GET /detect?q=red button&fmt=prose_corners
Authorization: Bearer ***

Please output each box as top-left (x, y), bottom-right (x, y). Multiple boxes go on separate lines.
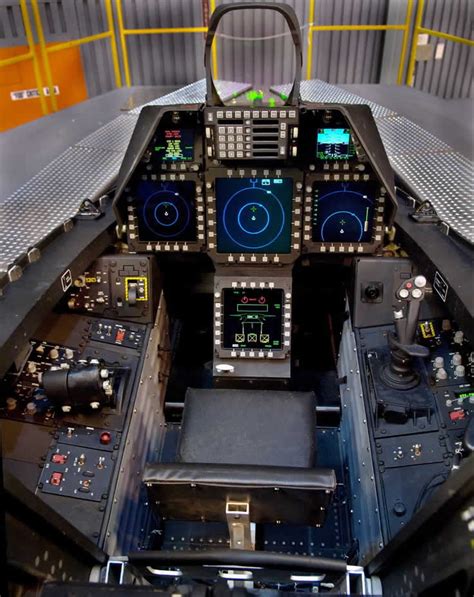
top-left (115, 329), bottom-right (125, 343)
top-left (449, 410), bottom-right (465, 421)
top-left (51, 454), bottom-right (67, 464)
top-left (100, 431), bottom-right (112, 445)
top-left (406, 282), bottom-right (413, 289)
top-left (50, 472), bottom-right (63, 486)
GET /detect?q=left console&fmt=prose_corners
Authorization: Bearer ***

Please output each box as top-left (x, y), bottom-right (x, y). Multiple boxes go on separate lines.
top-left (0, 252), bottom-right (170, 550)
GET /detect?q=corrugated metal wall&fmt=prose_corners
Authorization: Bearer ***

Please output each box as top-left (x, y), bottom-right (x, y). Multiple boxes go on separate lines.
top-left (74, 0), bottom-right (116, 97)
top-left (0, 0), bottom-right (26, 46)
top-left (413, 0), bottom-right (472, 99)
top-left (0, 0), bottom-right (472, 100)
top-left (117, 0), bottom-right (206, 87)
top-left (213, 0), bottom-right (307, 87)
top-left (116, 0), bottom-right (388, 88)
top-left (310, 0), bottom-right (389, 84)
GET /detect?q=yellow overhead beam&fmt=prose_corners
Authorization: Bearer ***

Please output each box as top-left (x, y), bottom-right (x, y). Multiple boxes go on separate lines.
top-left (418, 27), bottom-right (474, 46)
top-left (123, 27), bottom-right (207, 35)
top-left (0, 51), bottom-right (33, 68)
top-left (310, 24), bottom-right (406, 32)
top-left (46, 32), bottom-right (112, 54)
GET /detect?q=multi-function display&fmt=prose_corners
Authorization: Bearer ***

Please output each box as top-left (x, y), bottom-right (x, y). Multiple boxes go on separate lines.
top-left (215, 178), bottom-right (293, 254)
top-left (312, 181), bottom-right (376, 243)
top-left (135, 180), bottom-right (197, 241)
top-left (222, 288), bottom-right (284, 351)
top-left (316, 128), bottom-right (355, 160)
top-left (154, 128), bottom-right (194, 162)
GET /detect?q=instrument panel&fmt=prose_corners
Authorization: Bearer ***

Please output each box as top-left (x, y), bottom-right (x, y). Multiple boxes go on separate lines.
top-left (114, 103), bottom-right (396, 262)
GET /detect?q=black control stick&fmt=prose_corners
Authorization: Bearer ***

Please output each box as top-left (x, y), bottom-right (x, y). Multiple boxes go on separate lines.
top-left (381, 275), bottom-right (431, 390)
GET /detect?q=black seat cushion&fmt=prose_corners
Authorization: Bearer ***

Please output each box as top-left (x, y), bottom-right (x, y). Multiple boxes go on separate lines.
top-left (143, 462), bottom-right (336, 526)
top-left (177, 388), bottom-right (316, 468)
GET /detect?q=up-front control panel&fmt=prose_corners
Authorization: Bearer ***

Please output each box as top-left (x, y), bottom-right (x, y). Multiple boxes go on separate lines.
top-left (204, 107), bottom-right (299, 161)
top-left (113, 104), bottom-right (397, 261)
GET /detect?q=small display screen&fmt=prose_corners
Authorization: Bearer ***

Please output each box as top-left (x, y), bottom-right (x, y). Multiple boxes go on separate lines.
top-left (316, 128), bottom-right (355, 160)
top-left (216, 178), bottom-right (293, 254)
top-left (312, 181), bottom-right (376, 243)
top-left (135, 180), bottom-right (197, 241)
top-left (154, 128), bottom-right (194, 162)
top-left (455, 389), bottom-right (474, 400)
top-left (222, 288), bottom-right (284, 351)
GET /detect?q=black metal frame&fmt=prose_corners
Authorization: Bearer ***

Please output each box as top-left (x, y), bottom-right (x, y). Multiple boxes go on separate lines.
top-left (205, 167), bottom-right (303, 266)
top-left (0, 200), bottom-right (116, 379)
top-left (394, 190), bottom-right (474, 340)
top-left (204, 2), bottom-right (303, 107)
top-left (302, 171), bottom-right (386, 256)
top-left (366, 460), bottom-right (473, 596)
top-left (4, 471), bottom-right (106, 586)
top-left (125, 171), bottom-right (206, 254)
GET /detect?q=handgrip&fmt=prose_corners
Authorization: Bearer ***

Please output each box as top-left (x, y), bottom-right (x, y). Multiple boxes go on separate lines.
top-left (204, 2), bottom-right (302, 106)
top-left (387, 332), bottom-right (429, 358)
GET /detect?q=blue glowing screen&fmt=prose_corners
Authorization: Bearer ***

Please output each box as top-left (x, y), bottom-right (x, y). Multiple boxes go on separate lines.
top-left (316, 128), bottom-right (355, 160)
top-left (135, 180), bottom-right (197, 241)
top-left (312, 181), bottom-right (376, 243)
top-left (216, 178), bottom-right (293, 254)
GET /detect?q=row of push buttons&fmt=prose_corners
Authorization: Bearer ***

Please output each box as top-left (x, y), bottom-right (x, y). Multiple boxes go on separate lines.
top-left (215, 109), bottom-right (297, 120)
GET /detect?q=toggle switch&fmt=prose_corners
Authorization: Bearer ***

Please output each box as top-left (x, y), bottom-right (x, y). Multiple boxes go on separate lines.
top-left (127, 282), bottom-right (137, 305)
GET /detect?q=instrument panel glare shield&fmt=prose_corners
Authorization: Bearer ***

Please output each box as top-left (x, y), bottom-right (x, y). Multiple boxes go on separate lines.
top-left (216, 177), bottom-right (293, 254)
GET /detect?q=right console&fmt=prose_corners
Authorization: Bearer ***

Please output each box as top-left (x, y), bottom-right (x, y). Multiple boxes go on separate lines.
top-left (350, 257), bottom-right (473, 543)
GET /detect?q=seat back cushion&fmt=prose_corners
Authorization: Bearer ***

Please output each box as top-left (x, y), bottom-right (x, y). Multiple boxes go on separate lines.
top-left (177, 388), bottom-right (316, 468)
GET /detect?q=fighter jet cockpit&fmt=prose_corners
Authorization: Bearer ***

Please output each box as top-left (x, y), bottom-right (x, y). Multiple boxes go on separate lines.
top-left (1, 2), bottom-right (472, 596)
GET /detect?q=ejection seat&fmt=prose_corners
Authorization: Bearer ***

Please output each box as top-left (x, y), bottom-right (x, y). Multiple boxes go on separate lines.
top-left (143, 389), bottom-right (336, 549)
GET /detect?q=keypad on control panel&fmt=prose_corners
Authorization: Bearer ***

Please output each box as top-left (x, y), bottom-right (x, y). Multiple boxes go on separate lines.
top-left (205, 108), bottom-right (298, 160)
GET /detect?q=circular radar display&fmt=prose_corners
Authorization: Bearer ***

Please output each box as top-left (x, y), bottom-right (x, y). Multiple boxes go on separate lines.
top-left (216, 178), bottom-right (293, 254)
top-left (135, 180), bottom-right (197, 242)
top-left (311, 181), bottom-right (376, 243)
